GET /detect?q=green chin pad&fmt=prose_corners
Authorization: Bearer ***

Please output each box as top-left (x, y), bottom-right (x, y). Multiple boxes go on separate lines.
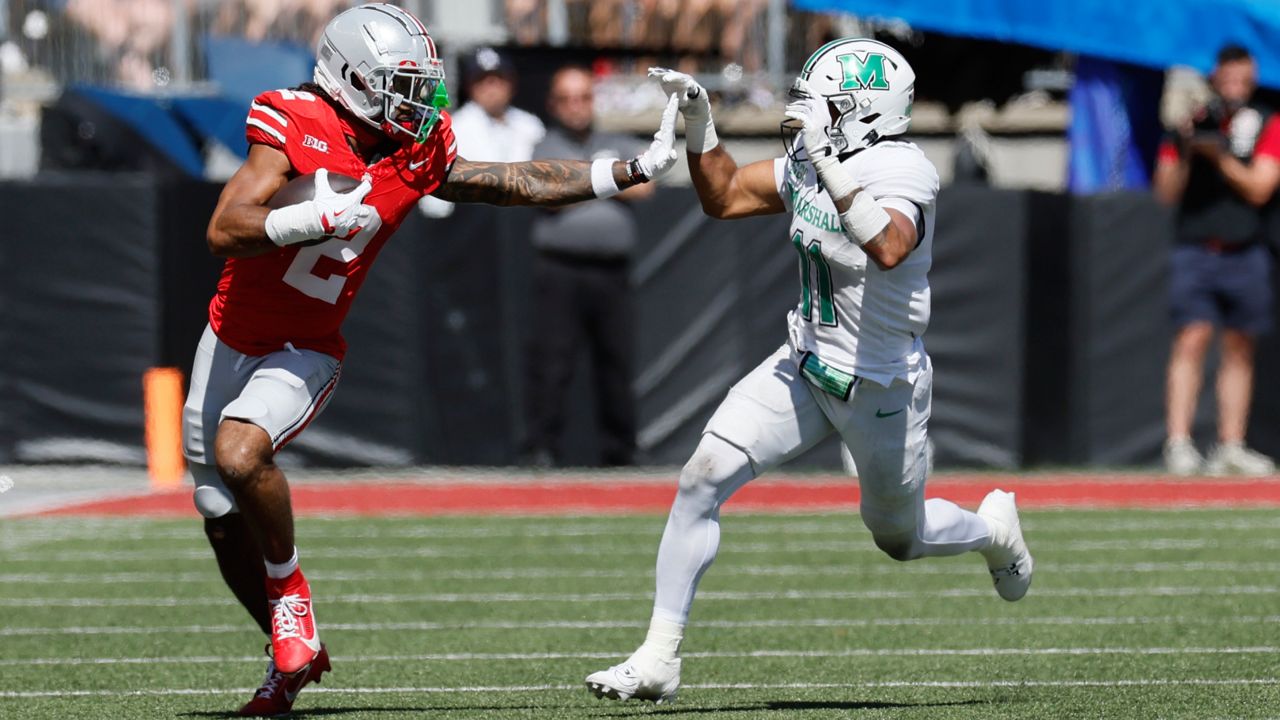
top-left (415, 80), bottom-right (451, 144)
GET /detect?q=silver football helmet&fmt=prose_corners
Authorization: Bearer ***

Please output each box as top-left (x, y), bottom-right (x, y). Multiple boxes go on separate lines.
top-left (784, 38), bottom-right (915, 159)
top-left (313, 3), bottom-right (449, 143)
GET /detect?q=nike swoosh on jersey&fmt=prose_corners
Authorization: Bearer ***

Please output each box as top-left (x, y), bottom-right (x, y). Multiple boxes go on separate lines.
top-left (408, 159), bottom-right (428, 170)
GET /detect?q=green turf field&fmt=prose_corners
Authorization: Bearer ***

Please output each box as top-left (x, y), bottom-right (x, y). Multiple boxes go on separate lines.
top-left (2, 509), bottom-right (1279, 718)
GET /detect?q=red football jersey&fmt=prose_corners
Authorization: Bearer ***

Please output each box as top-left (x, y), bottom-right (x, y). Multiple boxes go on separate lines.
top-left (208, 88), bottom-right (458, 359)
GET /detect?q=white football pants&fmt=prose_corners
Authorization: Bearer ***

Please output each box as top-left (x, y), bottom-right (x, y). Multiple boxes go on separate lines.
top-left (652, 344), bottom-right (991, 625)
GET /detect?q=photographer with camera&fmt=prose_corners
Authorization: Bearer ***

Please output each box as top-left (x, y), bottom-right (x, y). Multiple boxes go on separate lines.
top-left (1155, 44), bottom-right (1280, 476)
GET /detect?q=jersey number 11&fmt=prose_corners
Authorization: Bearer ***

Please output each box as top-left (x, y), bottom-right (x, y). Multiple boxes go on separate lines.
top-left (792, 230), bottom-right (837, 327)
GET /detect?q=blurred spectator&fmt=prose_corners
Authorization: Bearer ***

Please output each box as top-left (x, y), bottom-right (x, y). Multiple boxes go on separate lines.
top-left (60, 0), bottom-right (174, 90)
top-left (506, 0), bottom-right (544, 46)
top-left (507, 0), bottom-right (771, 75)
top-left (453, 47), bottom-right (546, 162)
top-left (521, 66), bottom-right (651, 467)
top-left (1155, 45), bottom-right (1279, 476)
top-left (213, 0), bottom-right (348, 47)
top-left (419, 46), bottom-right (545, 217)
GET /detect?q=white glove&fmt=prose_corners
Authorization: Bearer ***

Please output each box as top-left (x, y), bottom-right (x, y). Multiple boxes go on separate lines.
top-left (632, 93), bottom-right (681, 182)
top-left (784, 79), bottom-right (838, 163)
top-left (647, 67), bottom-right (718, 153)
top-left (265, 168), bottom-right (374, 247)
top-left (784, 79), bottom-right (854, 197)
top-left (784, 79), bottom-right (888, 246)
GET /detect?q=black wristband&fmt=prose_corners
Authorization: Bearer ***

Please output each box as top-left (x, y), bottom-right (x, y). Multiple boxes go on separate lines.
top-left (626, 157), bottom-right (650, 185)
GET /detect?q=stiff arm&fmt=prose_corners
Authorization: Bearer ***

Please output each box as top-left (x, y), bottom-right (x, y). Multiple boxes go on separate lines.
top-left (431, 157), bottom-right (643, 207)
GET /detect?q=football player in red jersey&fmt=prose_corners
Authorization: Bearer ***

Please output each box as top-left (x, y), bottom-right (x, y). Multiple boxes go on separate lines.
top-left (181, 4), bottom-right (679, 716)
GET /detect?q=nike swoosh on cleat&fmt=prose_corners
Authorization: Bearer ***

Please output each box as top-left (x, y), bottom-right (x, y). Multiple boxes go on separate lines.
top-left (875, 408), bottom-right (904, 418)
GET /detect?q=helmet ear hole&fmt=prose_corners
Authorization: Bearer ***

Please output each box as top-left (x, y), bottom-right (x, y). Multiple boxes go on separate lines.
top-left (350, 73), bottom-right (367, 92)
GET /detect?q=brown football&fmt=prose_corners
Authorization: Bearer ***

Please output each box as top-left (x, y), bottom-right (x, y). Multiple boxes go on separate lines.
top-left (267, 171), bottom-right (363, 209)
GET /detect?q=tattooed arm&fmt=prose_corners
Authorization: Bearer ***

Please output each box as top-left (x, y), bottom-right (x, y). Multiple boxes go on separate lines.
top-left (432, 158), bottom-right (639, 207)
top-left (432, 94), bottom-right (681, 208)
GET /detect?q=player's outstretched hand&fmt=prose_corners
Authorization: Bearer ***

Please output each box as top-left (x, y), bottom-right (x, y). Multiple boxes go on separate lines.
top-left (647, 67), bottom-right (710, 122)
top-left (265, 168), bottom-right (374, 247)
top-left (647, 67), bottom-right (719, 154)
top-left (632, 94), bottom-right (681, 182)
top-left (783, 78), bottom-right (835, 161)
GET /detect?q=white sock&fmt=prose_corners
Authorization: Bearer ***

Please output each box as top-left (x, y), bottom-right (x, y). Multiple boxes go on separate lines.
top-left (264, 547), bottom-right (299, 579)
top-left (918, 498), bottom-right (992, 556)
top-left (640, 614), bottom-right (685, 660)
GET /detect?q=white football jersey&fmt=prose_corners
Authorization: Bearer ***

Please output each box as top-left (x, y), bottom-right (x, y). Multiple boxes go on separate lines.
top-left (773, 140), bottom-right (940, 387)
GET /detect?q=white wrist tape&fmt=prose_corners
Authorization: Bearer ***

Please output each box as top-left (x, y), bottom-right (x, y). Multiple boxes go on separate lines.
top-left (264, 203), bottom-right (323, 247)
top-left (812, 155), bottom-right (857, 201)
top-left (684, 114), bottom-right (719, 154)
top-left (591, 158), bottom-right (621, 199)
top-left (839, 191), bottom-right (892, 246)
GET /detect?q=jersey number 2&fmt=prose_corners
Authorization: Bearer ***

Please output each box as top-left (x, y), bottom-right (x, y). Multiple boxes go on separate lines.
top-left (793, 231), bottom-right (837, 326)
top-left (282, 211), bottom-right (384, 304)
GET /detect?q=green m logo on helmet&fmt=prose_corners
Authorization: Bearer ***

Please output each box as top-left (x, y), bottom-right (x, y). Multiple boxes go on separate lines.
top-left (836, 52), bottom-right (891, 92)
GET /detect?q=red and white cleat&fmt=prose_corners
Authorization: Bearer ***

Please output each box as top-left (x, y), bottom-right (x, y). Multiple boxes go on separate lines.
top-left (266, 568), bottom-right (321, 675)
top-left (238, 644), bottom-right (331, 718)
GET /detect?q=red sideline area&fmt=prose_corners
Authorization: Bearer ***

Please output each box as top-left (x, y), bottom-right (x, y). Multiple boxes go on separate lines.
top-left (35, 476), bottom-right (1280, 517)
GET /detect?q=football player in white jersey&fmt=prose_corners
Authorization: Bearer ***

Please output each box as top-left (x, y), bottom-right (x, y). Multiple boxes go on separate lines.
top-left (585, 39), bottom-right (1034, 704)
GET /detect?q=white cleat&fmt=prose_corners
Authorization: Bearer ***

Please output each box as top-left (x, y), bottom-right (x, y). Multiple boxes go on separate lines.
top-left (1205, 442), bottom-right (1275, 477)
top-left (585, 649), bottom-right (681, 704)
top-left (977, 489), bottom-right (1034, 602)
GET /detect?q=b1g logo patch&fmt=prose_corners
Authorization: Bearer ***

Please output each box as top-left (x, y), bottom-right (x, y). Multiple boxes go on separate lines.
top-left (303, 135), bottom-right (330, 153)
top-left (837, 52), bottom-right (892, 92)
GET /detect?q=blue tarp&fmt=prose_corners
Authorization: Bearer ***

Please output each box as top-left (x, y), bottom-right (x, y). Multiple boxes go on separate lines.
top-left (792, 0), bottom-right (1280, 88)
top-left (71, 85), bottom-right (206, 177)
top-left (1066, 57), bottom-right (1165, 193)
top-left (204, 35), bottom-right (314, 109)
top-left (71, 37), bottom-right (313, 177)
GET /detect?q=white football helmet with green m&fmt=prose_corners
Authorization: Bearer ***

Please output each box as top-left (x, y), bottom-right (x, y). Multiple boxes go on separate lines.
top-left (784, 38), bottom-right (915, 159)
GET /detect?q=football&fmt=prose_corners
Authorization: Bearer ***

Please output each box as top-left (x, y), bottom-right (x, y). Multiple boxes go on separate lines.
top-left (267, 171), bottom-right (363, 209)
top-left (267, 171), bottom-right (363, 246)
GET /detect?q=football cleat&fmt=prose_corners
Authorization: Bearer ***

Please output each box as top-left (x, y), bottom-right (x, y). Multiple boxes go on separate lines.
top-left (266, 568), bottom-right (321, 675)
top-left (585, 648), bottom-right (681, 704)
top-left (238, 644), bottom-right (331, 718)
top-left (977, 489), bottom-right (1034, 602)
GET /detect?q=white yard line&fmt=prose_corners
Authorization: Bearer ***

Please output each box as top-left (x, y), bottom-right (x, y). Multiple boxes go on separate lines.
top-left (10, 504), bottom-right (1280, 532)
top-left (6, 537), bottom-right (1265, 563)
top-left (6, 516), bottom-right (1279, 543)
top-left (2, 585), bottom-right (1277, 608)
top-left (4, 614), bottom-right (1275, 637)
top-left (6, 516), bottom-right (1279, 545)
top-left (2, 678), bottom-right (1278, 699)
top-left (1, 646), bottom-right (1276, 667)
top-left (0, 560), bottom-right (1274, 586)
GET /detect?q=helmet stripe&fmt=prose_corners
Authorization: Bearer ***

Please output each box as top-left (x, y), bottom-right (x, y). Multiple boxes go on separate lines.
top-left (366, 4), bottom-right (437, 59)
top-left (801, 38), bottom-right (848, 77)
top-left (801, 37), bottom-right (901, 79)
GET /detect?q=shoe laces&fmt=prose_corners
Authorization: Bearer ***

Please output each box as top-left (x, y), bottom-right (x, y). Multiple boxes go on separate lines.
top-left (271, 594), bottom-right (310, 640)
top-left (256, 661), bottom-right (285, 699)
